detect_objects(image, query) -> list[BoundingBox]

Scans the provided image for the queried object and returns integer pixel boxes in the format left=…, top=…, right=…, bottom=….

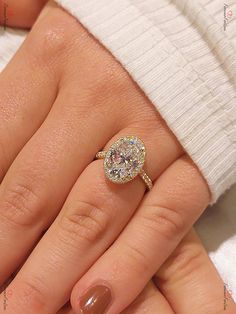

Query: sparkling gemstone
left=104, top=136, right=146, bottom=184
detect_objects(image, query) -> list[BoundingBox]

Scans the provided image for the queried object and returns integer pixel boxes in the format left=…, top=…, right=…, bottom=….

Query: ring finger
left=70, top=155, right=210, bottom=314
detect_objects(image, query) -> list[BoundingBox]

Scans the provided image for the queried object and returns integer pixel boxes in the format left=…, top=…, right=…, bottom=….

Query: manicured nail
left=79, top=285, right=112, bottom=314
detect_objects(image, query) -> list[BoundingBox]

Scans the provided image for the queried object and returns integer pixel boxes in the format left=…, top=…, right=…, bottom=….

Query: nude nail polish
left=79, top=285, right=112, bottom=314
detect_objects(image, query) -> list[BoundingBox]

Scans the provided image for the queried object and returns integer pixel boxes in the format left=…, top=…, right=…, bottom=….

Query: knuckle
left=124, top=242, right=151, bottom=273
left=141, top=205, right=186, bottom=242
left=58, top=200, right=111, bottom=246
left=163, top=156, right=210, bottom=211
left=162, top=245, right=206, bottom=284
left=32, top=27, right=70, bottom=61
left=0, top=180, right=43, bottom=227
left=27, top=12, right=77, bottom=64
left=176, top=248, right=205, bottom=279
left=17, top=279, right=47, bottom=312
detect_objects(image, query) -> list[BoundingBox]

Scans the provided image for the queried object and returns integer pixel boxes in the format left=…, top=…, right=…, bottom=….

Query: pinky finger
left=155, top=228, right=236, bottom=314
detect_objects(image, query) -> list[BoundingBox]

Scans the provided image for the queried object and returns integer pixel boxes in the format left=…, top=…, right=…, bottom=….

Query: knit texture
left=0, top=29, right=26, bottom=70
left=55, top=0, right=236, bottom=203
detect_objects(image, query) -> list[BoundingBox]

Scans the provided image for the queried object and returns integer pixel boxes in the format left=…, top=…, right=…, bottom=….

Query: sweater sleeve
left=54, top=0, right=236, bottom=204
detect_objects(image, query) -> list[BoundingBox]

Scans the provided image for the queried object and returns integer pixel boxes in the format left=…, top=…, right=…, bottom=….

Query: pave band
left=96, top=136, right=153, bottom=190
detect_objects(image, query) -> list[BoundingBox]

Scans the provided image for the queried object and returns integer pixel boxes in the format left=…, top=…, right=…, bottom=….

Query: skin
left=0, top=0, right=47, bottom=28
left=60, top=229, right=236, bottom=314
left=0, top=1, right=235, bottom=313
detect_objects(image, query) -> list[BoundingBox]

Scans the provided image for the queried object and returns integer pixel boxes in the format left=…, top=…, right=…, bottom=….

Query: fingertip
left=0, top=0, right=48, bottom=29
left=71, top=284, right=113, bottom=314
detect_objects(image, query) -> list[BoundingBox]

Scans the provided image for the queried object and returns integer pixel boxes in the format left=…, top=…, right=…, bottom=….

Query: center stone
left=104, top=136, right=146, bottom=184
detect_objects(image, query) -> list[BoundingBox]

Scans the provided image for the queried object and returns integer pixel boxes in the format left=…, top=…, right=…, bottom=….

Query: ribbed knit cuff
left=55, top=0, right=236, bottom=203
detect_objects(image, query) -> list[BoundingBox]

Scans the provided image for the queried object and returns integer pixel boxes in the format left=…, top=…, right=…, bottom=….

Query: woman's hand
left=59, top=228, right=235, bottom=313
left=0, top=1, right=234, bottom=313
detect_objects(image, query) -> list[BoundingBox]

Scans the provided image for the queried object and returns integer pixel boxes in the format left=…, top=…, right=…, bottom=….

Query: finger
left=0, top=0, right=126, bottom=291
left=155, top=228, right=236, bottom=314
left=1, top=118, right=183, bottom=313
left=0, top=0, right=48, bottom=28
left=0, top=82, right=115, bottom=284
left=122, top=281, right=174, bottom=314
left=0, top=0, right=116, bottom=284
left=0, top=2, right=64, bottom=180
left=0, top=2, right=88, bottom=285
left=57, top=281, right=174, bottom=314
left=4, top=282, right=174, bottom=314
left=57, top=302, right=75, bottom=314
left=70, top=155, right=211, bottom=314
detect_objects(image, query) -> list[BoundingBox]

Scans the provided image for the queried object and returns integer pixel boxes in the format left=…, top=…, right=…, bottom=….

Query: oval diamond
left=104, top=136, right=146, bottom=184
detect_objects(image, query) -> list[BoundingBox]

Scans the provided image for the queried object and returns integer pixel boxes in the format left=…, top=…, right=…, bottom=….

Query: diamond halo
left=103, top=136, right=146, bottom=184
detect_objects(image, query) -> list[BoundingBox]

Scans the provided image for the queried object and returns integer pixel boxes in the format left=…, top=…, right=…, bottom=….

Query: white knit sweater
left=54, top=0, right=236, bottom=203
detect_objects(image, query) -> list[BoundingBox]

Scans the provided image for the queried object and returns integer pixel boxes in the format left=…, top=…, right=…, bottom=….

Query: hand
left=0, top=1, right=234, bottom=313
left=59, top=228, right=235, bottom=313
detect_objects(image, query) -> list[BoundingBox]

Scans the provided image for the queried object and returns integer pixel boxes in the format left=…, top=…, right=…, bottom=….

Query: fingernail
left=79, top=285, right=112, bottom=314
